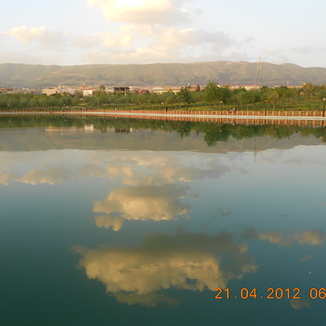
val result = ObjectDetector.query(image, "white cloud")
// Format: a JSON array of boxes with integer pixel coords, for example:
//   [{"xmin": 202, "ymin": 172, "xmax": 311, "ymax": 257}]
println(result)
[
  {"xmin": 74, "ymin": 34, "xmax": 102, "ymax": 49},
  {"xmin": 193, "ymin": 7, "xmax": 202, "ymax": 15},
  {"xmin": 177, "ymin": 28, "xmax": 232, "ymax": 47},
  {"xmin": 83, "ymin": 47, "xmax": 172, "ymax": 64},
  {"xmin": 88, "ymin": 0, "xmax": 191, "ymax": 25},
  {"xmin": 2, "ymin": 3, "xmax": 238, "ymax": 65},
  {"xmin": 265, "ymin": 48, "xmax": 281, "ymax": 55},
  {"xmin": 6, "ymin": 26, "xmax": 66, "ymax": 46},
  {"xmin": 291, "ymin": 45, "xmax": 314, "ymax": 54},
  {"xmin": 83, "ymin": 26, "xmax": 234, "ymax": 64},
  {"xmin": 75, "ymin": 28, "xmax": 136, "ymax": 49}
]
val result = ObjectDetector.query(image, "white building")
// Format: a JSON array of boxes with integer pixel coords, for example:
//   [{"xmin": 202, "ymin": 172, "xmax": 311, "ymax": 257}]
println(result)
[{"xmin": 42, "ymin": 87, "xmax": 60, "ymax": 96}]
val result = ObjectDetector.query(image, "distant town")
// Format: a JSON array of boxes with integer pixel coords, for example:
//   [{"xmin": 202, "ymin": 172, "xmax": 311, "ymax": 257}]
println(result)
[
  {"xmin": 0, "ymin": 82, "xmax": 325, "ymax": 112},
  {"xmin": 0, "ymin": 83, "xmax": 304, "ymax": 96}
]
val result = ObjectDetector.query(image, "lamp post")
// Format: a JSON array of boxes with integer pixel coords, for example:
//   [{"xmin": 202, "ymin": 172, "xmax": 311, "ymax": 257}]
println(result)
[{"xmin": 323, "ymin": 98, "xmax": 325, "ymax": 117}]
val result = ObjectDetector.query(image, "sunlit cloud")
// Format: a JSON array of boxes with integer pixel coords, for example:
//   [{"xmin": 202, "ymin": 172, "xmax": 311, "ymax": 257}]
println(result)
[
  {"xmin": 0, "ymin": 170, "xmax": 16, "ymax": 185},
  {"xmin": 289, "ymin": 299, "xmax": 311, "ymax": 310},
  {"xmin": 0, "ymin": 151, "xmax": 230, "ymax": 188},
  {"xmin": 74, "ymin": 34, "xmax": 102, "ymax": 49},
  {"xmin": 299, "ymin": 254, "xmax": 312, "ymax": 262},
  {"xmin": 294, "ymin": 229, "xmax": 326, "ymax": 246},
  {"xmin": 93, "ymin": 215, "xmax": 125, "ymax": 231},
  {"xmin": 5, "ymin": 26, "xmax": 66, "ymax": 46},
  {"xmin": 83, "ymin": 25, "xmax": 234, "ymax": 64},
  {"xmin": 0, "ymin": 166, "xmax": 73, "ymax": 186},
  {"xmin": 18, "ymin": 168, "xmax": 72, "ymax": 185},
  {"xmin": 84, "ymin": 48, "xmax": 168, "ymax": 64},
  {"xmin": 242, "ymin": 228, "xmax": 326, "ymax": 246},
  {"xmin": 74, "ymin": 231, "xmax": 258, "ymax": 306},
  {"xmin": 93, "ymin": 184, "xmax": 190, "ymax": 230},
  {"xmin": 106, "ymin": 165, "xmax": 134, "ymax": 179},
  {"xmin": 103, "ymin": 152, "xmax": 230, "ymax": 185},
  {"xmin": 88, "ymin": 0, "xmax": 191, "ymax": 26}
]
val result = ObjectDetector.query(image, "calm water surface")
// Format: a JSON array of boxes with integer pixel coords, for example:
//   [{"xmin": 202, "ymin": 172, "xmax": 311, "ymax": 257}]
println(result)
[{"xmin": 1, "ymin": 117, "xmax": 326, "ymax": 325}]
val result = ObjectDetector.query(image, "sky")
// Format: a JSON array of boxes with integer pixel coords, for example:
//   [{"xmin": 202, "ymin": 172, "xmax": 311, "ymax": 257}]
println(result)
[{"xmin": 1, "ymin": 0, "xmax": 326, "ymax": 67}]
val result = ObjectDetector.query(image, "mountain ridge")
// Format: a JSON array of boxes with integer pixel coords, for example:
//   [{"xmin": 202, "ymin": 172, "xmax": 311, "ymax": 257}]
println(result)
[{"xmin": 1, "ymin": 61, "xmax": 326, "ymax": 88}]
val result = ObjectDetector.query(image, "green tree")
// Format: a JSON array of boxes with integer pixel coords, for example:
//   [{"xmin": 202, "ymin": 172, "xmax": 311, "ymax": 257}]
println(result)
[
  {"xmin": 204, "ymin": 81, "xmax": 220, "ymax": 105},
  {"xmin": 237, "ymin": 90, "xmax": 255, "ymax": 109},
  {"xmin": 20, "ymin": 98, "xmax": 29, "ymax": 108},
  {"xmin": 38, "ymin": 97, "xmax": 48, "ymax": 108},
  {"xmin": 177, "ymin": 87, "xmax": 192, "ymax": 104},
  {"xmin": 316, "ymin": 89, "xmax": 326, "ymax": 111},
  {"xmin": 29, "ymin": 98, "xmax": 37, "ymax": 108},
  {"xmin": 219, "ymin": 86, "xmax": 231, "ymax": 103},
  {"xmin": 267, "ymin": 90, "xmax": 279, "ymax": 109},
  {"xmin": 7, "ymin": 98, "xmax": 19, "ymax": 108}
]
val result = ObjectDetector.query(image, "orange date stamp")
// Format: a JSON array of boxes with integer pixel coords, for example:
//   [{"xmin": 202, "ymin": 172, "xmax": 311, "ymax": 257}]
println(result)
[{"xmin": 214, "ymin": 287, "xmax": 326, "ymax": 299}]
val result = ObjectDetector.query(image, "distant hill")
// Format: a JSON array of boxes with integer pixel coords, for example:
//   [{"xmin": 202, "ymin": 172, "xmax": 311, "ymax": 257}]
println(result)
[{"xmin": 1, "ymin": 61, "xmax": 326, "ymax": 88}]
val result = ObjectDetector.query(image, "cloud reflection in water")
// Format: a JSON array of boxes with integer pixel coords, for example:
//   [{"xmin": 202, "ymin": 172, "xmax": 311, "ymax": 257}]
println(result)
[
  {"xmin": 74, "ymin": 232, "xmax": 258, "ymax": 307},
  {"xmin": 93, "ymin": 184, "xmax": 191, "ymax": 231}
]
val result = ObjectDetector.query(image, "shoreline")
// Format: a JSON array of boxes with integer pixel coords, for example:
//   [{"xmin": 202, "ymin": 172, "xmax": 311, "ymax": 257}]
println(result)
[{"xmin": 0, "ymin": 109, "xmax": 325, "ymax": 121}]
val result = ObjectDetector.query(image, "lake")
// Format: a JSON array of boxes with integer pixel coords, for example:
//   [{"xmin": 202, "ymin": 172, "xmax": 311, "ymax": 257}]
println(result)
[{"xmin": 1, "ymin": 116, "xmax": 326, "ymax": 325}]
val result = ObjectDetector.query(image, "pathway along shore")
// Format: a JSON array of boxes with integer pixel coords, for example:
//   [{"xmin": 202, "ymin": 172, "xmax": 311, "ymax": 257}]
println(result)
[{"xmin": 1, "ymin": 109, "xmax": 326, "ymax": 126}]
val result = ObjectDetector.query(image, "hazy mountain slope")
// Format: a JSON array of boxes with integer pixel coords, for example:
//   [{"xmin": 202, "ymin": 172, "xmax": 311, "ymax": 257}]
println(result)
[{"xmin": 1, "ymin": 61, "xmax": 326, "ymax": 88}]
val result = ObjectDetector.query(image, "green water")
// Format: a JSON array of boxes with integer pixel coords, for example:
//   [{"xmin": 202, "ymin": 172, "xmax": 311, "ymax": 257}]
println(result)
[{"xmin": 1, "ymin": 117, "xmax": 326, "ymax": 325}]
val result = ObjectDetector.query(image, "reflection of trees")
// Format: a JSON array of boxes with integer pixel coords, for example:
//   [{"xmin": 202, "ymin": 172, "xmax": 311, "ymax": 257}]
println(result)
[
  {"xmin": 0, "ymin": 116, "xmax": 325, "ymax": 146},
  {"xmin": 74, "ymin": 231, "xmax": 257, "ymax": 307},
  {"xmin": 173, "ymin": 121, "xmax": 192, "ymax": 139},
  {"xmin": 203, "ymin": 124, "xmax": 229, "ymax": 146}
]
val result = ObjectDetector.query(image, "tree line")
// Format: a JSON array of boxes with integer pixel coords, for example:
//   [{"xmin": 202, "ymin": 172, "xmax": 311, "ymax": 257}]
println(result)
[{"xmin": 1, "ymin": 82, "xmax": 326, "ymax": 111}]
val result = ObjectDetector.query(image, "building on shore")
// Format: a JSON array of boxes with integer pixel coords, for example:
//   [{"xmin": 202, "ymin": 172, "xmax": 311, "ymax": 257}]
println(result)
[
  {"xmin": 42, "ymin": 87, "xmax": 60, "ymax": 96},
  {"xmin": 106, "ymin": 86, "xmax": 131, "ymax": 94}
]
